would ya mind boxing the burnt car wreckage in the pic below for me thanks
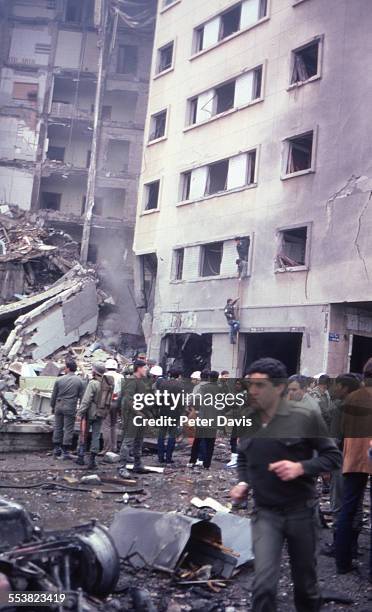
[0,498,120,611]
[0,498,254,611]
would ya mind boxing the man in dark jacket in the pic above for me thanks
[189,370,221,470]
[157,367,185,464]
[230,358,342,612]
[51,358,84,460]
[234,236,250,261]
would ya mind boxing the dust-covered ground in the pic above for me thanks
[0,441,371,612]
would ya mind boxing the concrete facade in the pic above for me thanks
[0,0,155,338]
[134,0,372,376]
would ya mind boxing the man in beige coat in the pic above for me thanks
[335,358,372,576]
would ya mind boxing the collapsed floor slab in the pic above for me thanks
[2,277,98,360]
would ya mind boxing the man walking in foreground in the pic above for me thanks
[230,358,341,612]
[51,358,84,460]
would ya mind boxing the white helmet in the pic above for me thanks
[105,358,118,370]
[150,365,163,376]
[191,371,201,380]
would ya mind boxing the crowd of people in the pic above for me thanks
[49,354,372,611]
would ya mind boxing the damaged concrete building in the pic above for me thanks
[0,0,155,347]
[134,0,372,376]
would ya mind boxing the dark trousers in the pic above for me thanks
[157,426,176,462]
[53,407,76,447]
[230,435,238,453]
[190,437,216,468]
[89,417,103,454]
[252,506,321,612]
[335,473,372,572]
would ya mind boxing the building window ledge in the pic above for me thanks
[281,168,315,181]
[188,274,246,283]
[183,98,263,132]
[287,75,321,91]
[147,135,168,146]
[176,183,257,207]
[154,66,174,80]
[275,265,308,273]
[160,0,181,14]
[190,16,269,62]
[139,208,160,217]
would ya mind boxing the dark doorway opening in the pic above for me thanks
[350,334,372,374]
[244,332,303,376]
[161,333,212,377]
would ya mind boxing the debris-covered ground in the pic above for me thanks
[1,441,372,611]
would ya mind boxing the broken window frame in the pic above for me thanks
[219,3,242,41]
[247,149,257,185]
[116,45,138,75]
[205,159,229,196]
[173,248,185,280]
[179,149,258,203]
[194,26,204,53]
[65,0,82,23]
[157,41,174,75]
[200,241,224,277]
[189,97,198,125]
[253,65,263,99]
[47,145,65,162]
[290,38,321,86]
[139,253,158,313]
[187,65,264,127]
[283,130,315,178]
[276,224,311,271]
[192,0,269,54]
[144,180,160,211]
[180,171,192,201]
[215,80,236,114]
[40,192,61,211]
[149,109,167,142]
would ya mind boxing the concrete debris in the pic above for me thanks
[191,497,231,514]
[0,205,80,303]
[103,451,120,463]
[81,474,102,485]
[1,267,99,360]
[125,464,164,474]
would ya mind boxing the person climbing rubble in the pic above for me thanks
[224,297,240,344]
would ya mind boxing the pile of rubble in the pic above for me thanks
[0,336,130,436]
[0,205,81,303]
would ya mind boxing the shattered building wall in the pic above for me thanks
[0,0,155,341]
[133,0,372,376]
